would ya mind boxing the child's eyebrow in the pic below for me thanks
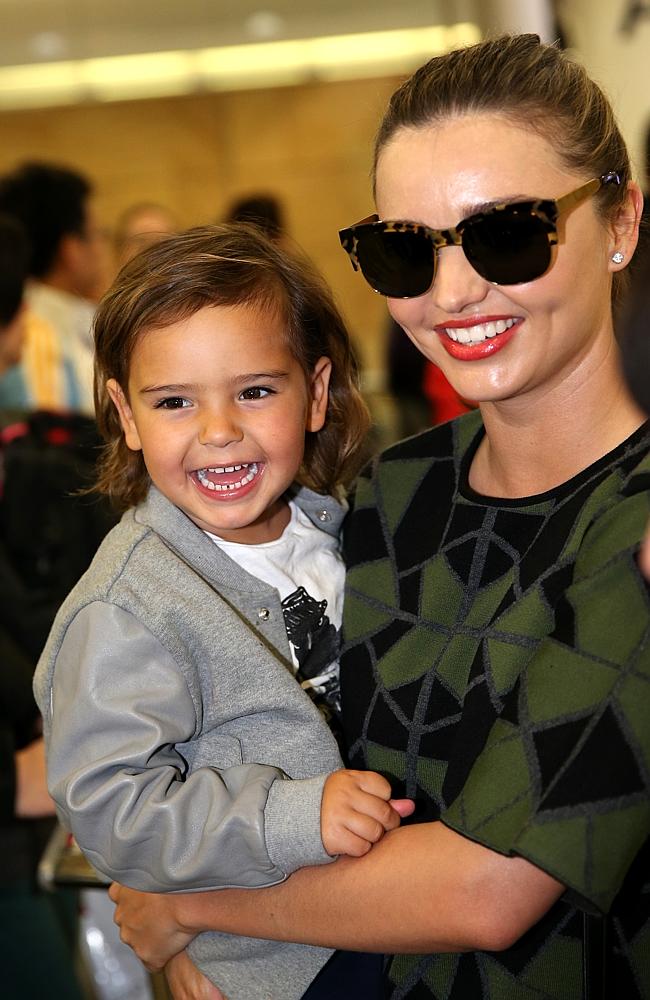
[139,383,196,395]
[233,370,289,384]
[138,372,290,395]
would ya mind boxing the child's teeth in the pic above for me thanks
[196,462,258,491]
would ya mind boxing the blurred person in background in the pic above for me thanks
[0,215,27,373]
[0,212,85,1000]
[113,201,179,270]
[0,162,116,648]
[0,161,108,417]
[225,193,286,244]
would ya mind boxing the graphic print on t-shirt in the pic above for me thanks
[281,585,342,735]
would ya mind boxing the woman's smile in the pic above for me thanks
[376,115,616,409]
[435,315,521,359]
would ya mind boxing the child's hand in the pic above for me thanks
[321,769,415,857]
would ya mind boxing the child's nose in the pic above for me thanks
[198,407,244,448]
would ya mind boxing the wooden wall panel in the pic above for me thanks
[0,76,401,378]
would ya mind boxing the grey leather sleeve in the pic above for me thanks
[46,602,329,892]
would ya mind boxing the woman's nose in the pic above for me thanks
[197,407,243,448]
[429,246,490,314]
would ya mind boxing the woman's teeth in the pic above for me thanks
[196,462,258,491]
[444,318,516,344]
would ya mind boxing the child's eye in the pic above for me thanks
[239,386,273,401]
[154,397,191,410]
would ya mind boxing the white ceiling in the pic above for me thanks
[0,1,469,67]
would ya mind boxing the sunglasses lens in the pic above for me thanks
[355,229,434,298]
[462,210,552,284]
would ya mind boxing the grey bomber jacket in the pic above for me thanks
[33,484,346,999]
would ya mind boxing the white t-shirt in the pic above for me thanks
[206,501,345,722]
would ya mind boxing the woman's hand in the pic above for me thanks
[165,951,226,1000]
[108,882,197,971]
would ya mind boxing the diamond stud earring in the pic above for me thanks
[612,251,624,264]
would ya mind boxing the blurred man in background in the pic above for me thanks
[0,161,108,416]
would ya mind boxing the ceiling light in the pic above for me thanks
[245,11,286,41]
[0,23,481,110]
[29,31,68,60]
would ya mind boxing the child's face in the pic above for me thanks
[107,303,331,544]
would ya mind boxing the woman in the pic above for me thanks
[110,34,649,999]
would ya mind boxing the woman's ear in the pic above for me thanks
[609,181,644,272]
[306,356,332,433]
[106,379,142,451]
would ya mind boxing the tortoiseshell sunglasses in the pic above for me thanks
[339,171,621,298]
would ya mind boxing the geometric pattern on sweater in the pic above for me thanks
[341,411,650,1000]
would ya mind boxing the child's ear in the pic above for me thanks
[307,356,332,433]
[609,181,643,273]
[106,379,142,452]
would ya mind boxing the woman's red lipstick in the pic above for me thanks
[436,316,521,361]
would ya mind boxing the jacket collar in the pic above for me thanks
[133,484,347,595]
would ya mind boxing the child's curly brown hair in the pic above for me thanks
[93,223,370,511]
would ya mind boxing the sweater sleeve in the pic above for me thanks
[442,489,650,915]
[42,601,332,892]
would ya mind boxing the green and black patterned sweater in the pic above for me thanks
[341,410,650,1000]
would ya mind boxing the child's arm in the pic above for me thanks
[320,769,414,856]
[36,602,339,893]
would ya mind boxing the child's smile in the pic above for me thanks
[108,302,331,544]
[194,462,260,496]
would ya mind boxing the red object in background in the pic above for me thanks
[423,363,474,425]
[45,426,74,445]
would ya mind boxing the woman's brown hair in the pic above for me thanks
[374,33,632,302]
[93,224,370,511]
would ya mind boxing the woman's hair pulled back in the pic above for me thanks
[375,33,630,226]
[93,223,369,511]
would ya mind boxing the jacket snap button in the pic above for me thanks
[317,509,331,522]
[258,607,270,621]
